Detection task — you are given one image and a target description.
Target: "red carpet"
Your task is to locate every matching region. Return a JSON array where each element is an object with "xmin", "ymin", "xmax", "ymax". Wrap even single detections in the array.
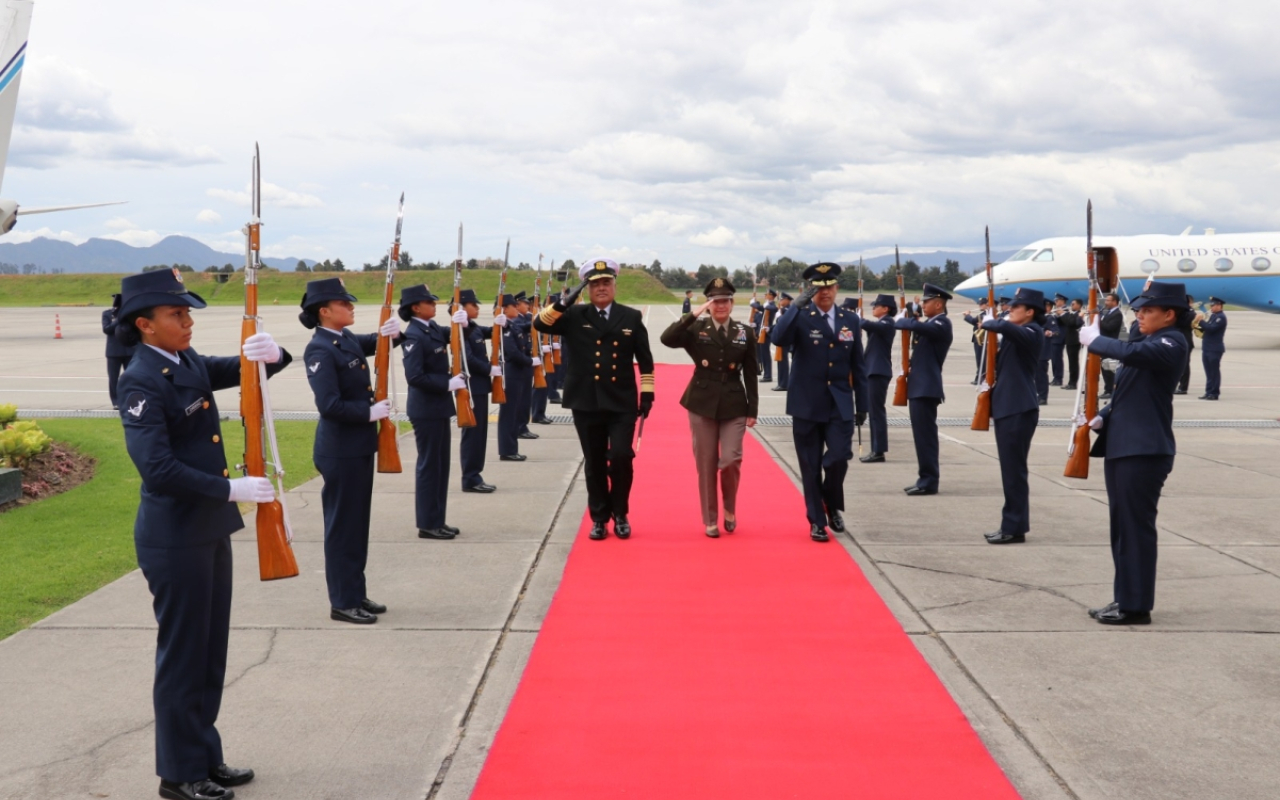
[{"xmin": 471, "ymin": 364, "xmax": 1022, "ymax": 799}]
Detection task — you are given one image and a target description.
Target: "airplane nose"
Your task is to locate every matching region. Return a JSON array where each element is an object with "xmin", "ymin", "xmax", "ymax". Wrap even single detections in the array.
[{"xmin": 953, "ymin": 273, "xmax": 984, "ymax": 299}]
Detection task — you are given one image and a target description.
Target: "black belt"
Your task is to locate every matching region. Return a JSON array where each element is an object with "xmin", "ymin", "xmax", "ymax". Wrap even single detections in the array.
[{"xmin": 694, "ymin": 368, "xmax": 735, "ymax": 383}]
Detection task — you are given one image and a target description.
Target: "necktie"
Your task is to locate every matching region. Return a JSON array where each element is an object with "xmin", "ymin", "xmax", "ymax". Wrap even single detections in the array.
[
  {"xmin": 598, "ymin": 308, "xmax": 608, "ymax": 322},
  {"xmin": 825, "ymin": 312, "xmax": 834, "ymax": 332}
]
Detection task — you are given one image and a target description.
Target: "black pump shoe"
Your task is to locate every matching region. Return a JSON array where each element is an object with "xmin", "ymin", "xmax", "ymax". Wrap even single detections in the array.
[
  {"xmin": 209, "ymin": 764, "xmax": 255, "ymax": 787},
  {"xmin": 159, "ymin": 779, "xmax": 234, "ymax": 800}
]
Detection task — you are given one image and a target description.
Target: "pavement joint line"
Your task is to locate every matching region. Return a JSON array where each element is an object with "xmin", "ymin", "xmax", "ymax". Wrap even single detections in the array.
[
  {"xmin": 749, "ymin": 428, "xmax": 1082, "ymax": 800},
  {"xmin": 424, "ymin": 455, "xmax": 586, "ymax": 800},
  {"xmin": 920, "ymin": 629, "xmax": 1280, "ymax": 636}
]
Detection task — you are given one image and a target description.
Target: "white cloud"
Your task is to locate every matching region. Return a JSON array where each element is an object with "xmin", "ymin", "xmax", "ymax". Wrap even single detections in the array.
[
  {"xmin": 101, "ymin": 229, "xmax": 164, "ymax": 247},
  {"xmin": 630, "ymin": 209, "xmax": 699, "ymax": 235},
  {"xmin": 1, "ymin": 226, "xmax": 86, "ymax": 245},
  {"xmin": 196, "ymin": 209, "xmax": 222, "ymax": 223},
  {"xmin": 103, "ymin": 217, "xmax": 135, "ymax": 230},
  {"xmin": 690, "ymin": 226, "xmax": 750, "ymax": 249},
  {"xmin": 206, "ymin": 182, "xmax": 324, "ymax": 209}
]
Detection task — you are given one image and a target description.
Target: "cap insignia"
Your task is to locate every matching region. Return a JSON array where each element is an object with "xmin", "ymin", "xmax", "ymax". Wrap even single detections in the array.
[
  {"xmin": 714, "ymin": 278, "xmax": 724, "ymax": 288},
  {"xmin": 816, "ymin": 265, "xmax": 831, "ymax": 273},
  {"xmin": 171, "ymin": 268, "xmax": 184, "ymax": 284}
]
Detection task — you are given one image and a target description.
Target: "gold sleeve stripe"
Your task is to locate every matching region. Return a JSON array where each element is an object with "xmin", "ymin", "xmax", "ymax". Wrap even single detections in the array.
[
  {"xmin": 538, "ymin": 307, "xmax": 562, "ymax": 325},
  {"xmin": 640, "ymin": 374, "xmax": 655, "ymax": 392}
]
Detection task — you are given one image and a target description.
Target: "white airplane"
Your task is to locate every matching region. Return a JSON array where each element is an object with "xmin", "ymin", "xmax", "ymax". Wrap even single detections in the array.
[
  {"xmin": 0, "ymin": 0, "xmax": 122, "ymax": 235},
  {"xmin": 953, "ymin": 228, "xmax": 1280, "ymax": 313}
]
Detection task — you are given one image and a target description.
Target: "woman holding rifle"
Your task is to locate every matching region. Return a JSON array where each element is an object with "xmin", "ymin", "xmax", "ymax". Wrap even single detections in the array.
[
  {"xmin": 299, "ymin": 277, "xmax": 401, "ymax": 625},
  {"xmin": 115, "ymin": 269, "xmax": 291, "ymax": 800}
]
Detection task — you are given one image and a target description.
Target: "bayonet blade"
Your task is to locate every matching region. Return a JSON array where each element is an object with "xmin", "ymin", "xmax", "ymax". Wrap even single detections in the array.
[
  {"xmin": 457, "ymin": 223, "xmax": 464, "ymax": 264},
  {"xmin": 393, "ymin": 193, "xmax": 404, "ymax": 246},
  {"xmin": 985, "ymin": 226, "xmax": 991, "ymax": 266}
]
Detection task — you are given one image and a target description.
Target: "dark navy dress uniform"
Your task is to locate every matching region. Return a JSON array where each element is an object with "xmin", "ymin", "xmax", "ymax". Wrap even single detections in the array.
[
  {"xmin": 860, "ymin": 294, "xmax": 897, "ymax": 458},
  {"xmin": 102, "ymin": 297, "xmax": 137, "ymax": 407},
  {"xmin": 895, "ymin": 285, "xmax": 953, "ymax": 494},
  {"xmin": 981, "ymin": 288, "xmax": 1044, "ymax": 541},
  {"xmin": 682, "ymin": 294, "xmax": 692, "ymax": 314},
  {"xmin": 115, "ymin": 271, "xmax": 291, "ymax": 787},
  {"xmin": 458, "ymin": 289, "xmax": 494, "ymax": 488},
  {"xmin": 400, "ymin": 285, "xmax": 456, "ymax": 531},
  {"xmin": 750, "ymin": 294, "xmax": 777, "ymax": 382},
  {"xmin": 769, "ymin": 265, "xmax": 869, "ymax": 534},
  {"xmin": 962, "ymin": 308, "xmax": 985, "ymax": 381},
  {"xmin": 1087, "ymin": 282, "xmax": 1189, "ymax": 619},
  {"xmin": 1037, "ymin": 310, "xmax": 1058, "ymax": 403},
  {"xmin": 774, "ymin": 294, "xmax": 793, "ymax": 389},
  {"xmin": 498, "ymin": 297, "xmax": 533, "ymax": 457},
  {"xmin": 1198, "ymin": 303, "xmax": 1227, "ymax": 399},
  {"xmin": 1049, "ymin": 295, "xmax": 1068, "ymax": 385}
]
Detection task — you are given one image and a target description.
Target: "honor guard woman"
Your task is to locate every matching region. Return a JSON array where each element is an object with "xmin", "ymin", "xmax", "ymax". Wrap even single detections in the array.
[
  {"xmin": 1196, "ymin": 297, "xmax": 1227, "ymax": 400},
  {"xmin": 102, "ymin": 294, "xmax": 136, "ymax": 408},
  {"xmin": 859, "ymin": 293, "xmax": 897, "ymax": 463},
  {"xmin": 534, "ymin": 258, "xmax": 655, "ymax": 540},
  {"xmin": 115, "ymin": 269, "xmax": 291, "ymax": 800},
  {"xmin": 1078, "ymin": 281, "xmax": 1191, "ymax": 625},
  {"xmin": 895, "ymin": 283, "xmax": 954, "ymax": 496},
  {"xmin": 660, "ymin": 277, "xmax": 759, "ymax": 537},
  {"xmin": 459, "ymin": 288, "xmax": 502, "ymax": 491},
  {"xmin": 769, "ymin": 263, "xmax": 869, "ymax": 541},
  {"xmin": 496, "ymin": 293, "xmax": 534, "ymax": 461},
  {"xmin": 980, "ymin": 288, "xmax": 1045, "ymax": 544},
  {"xmin": 300, "ymin": 278, "xmax": 401, "ymax": 625},
  {"xmin": 399, "ymin": 284, "xmax": 468, "ymax": 539},
  {"xmin": 773, "ymin": 292, "xmax": 793, "ymax": 391}
]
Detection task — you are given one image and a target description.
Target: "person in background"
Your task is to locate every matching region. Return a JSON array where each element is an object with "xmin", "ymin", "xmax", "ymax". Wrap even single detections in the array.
[
  {"xmin": 496, "ymin": 294, "xmax": 534, "ymax": 462},
  {"xmin": 459, "ymin": 288, "xmax": 501, "ymax": 491},
  {"xmin": 859, "ymin": 293, "xmax": 897, "ymax": 463},
  {"xmin": 1196, "ymin": 297, "xmax": 1227, "ymax": 400},
  {"xmin": 962, "ymin": 298, "xmax": 989, "ymax": 385},
  {"xmin": 681, "ymin": 289, "xmax": 693, "ymax": 314},
  {"xmin": 102, "ymin": 293, "xmax": 137, "ymax": 409},
  {"xmin": 1060, "ymin": 297, "xmax": 1084, "ymax": 390},
  {"xmin": 1098, "ymin": 292, "xmax": 1123, "ymax": 399},
  {"xmin": 773, "ymin": 292, "xmax": 793, "ymax": 391},
  {"xmin": 1175, "ymin": 294, "xmax": 1195, "ymax": 395}
]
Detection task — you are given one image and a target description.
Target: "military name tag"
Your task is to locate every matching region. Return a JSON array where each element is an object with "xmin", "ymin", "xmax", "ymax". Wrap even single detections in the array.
[
  {"xmin": 809, "ymin": 329, "xmax": 824, "ymax": 339},
  {"xmin": 347, "ymin": 358, "xmax": 360, "ymax": 368},
  {"xmin": 434, "ymin": 346, "xmax": 445, "ymax": 354},
  {"xmin": 622, "ymin": 328, "xmax": 633, "ymax": 336},
  {"xmin": 184, "ymin": 398, "xmax": 205, "ymax": 417}
]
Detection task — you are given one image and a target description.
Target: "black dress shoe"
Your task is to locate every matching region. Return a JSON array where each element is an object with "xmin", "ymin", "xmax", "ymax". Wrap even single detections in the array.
[
  {"xmin": 360, "ymin": 598, "xmax": 386, "ymax": 614},
  {"xmin": 771, "ymin": 385, "xmax": 787, "ymax": 391},
  {"xmin": 904, "ymin": 486, "xmax": 937, "ymax": 496},
  {"xmin": 209, "ymin": 764, "xmax": 255, "ymax": 787},
  {"xmin": 330, "ymin": 607, "xmax": 377, "ymax": 624},
  {"xmin": 1038, "ymin": 399, "xmax": 1047, "ymax": 406},
  {"xmin": 984, "ymin": 531, "xmax": 1025, "ymax": 545},
  {"xmin": 760, "ymin": 377, "xmax": 772, "ymax": 383},
  {"xmin": 613, "ymin": 515, "xmax": 632, "ymax": 539},
  {"xmin": 418, "ymin": 528, "xmax": 456, "ymax": 540},
  {"xmin": 1095, "ymin": 607, "xmax": 1152, "ymax": 625},
  {"xmin": 810, "ymin": 524, "xmax": 829, "ymax": 542},
  {"xmin": 1087, "ymin": 601, "xmax": 1119, "ymax": 619},
  {"xmin": 442, "ymin": 523, "xmax": 460, "ymax": 535},
  {"xmin": 532, "ymin": 416, "xmax": 553, "ymax": 424},
  {"xmin": 499, "ymin": 454, "xmax": 527, "ymax": 461},
  {"xmin": 1198, "ymin": 394, "xmax": 1218, "ymax": 400},
  {"xmin": 159, "ymin": 779, "xmax": 233, "ymax": 800},
  {"xmin": 549, "ymin": 395, "xmax": 562, "ymax": 403},
  {"xmin": 1173, "ymin": 388, "xmax": 1187, "ymax": 395},
  {"xmin": 463, "ymin": 482, "xmax": 496, "ymax": 493},
  {"xmin": 860, "ymin": 452, "xmax": 885, "ymax": 463},
  {"xmin": 1062, "ymin": 383, "xmax": 1077, "ymax": 390},
  {"xmin": 723, "ymin": 517, "xmax": 736, "ymax": 533},
  {"xmin": 1050, "ymin": 380, "xmax": 1062, "ymax": 386},
  {"xmin": 827, "ymin": 510, "xmax": 845, "ymax": 533},
  {"xmin": 589, "ymin": 522, "xmax": 608, "ymax": 540},
  {"xmin": 518, "ymin": 431, "xmax": 540, "ymax": 440}
]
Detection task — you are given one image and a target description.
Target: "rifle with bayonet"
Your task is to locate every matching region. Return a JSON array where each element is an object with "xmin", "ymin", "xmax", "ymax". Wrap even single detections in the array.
[
  {"xmin": 1064, "ymin": 200, "xmax": 1115, "ymax": 479},
  {"xmin": 553, "ymin": 266, "xmax": 568, "ymax": 365},
  {"xmin": 892, "ymin": 247, "xmax": 910, "ymax": 407},
  {"xmin": 970, "ymin": 226, "xmax": 997, "ymax": 431},
  {"xmin": 532, "ymin": 255, "xmax": 548, "ymax": 389},
  {"xmin": 451, "ymin": 224, "xmax": 477, "ymax": 428},
  {"xmin": 239, "ymin": 144, "xmax": 299, "ymax": 581},
  {"xmin": 539, "ymin": 255, "xmax": 555, "ymax": 376},
  {"xmin": 489, "ymin": 240, "xmax": 509, "ymax": 405},
  {"xmin": 857, "ymin": 257, "xmax": 865, "ymax": 314},
  {"xmin": 373, "ymin": 194, "xmax": 405, "ymax": 473}
]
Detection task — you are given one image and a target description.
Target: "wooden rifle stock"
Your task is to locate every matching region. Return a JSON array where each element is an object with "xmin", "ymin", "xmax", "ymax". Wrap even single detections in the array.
[
  {"xmin": 490, "ymin": 251, "xmax": 508, "ymax": 404},
  {"xmin": 757, "ymin": 306, "xmax": 772, "ymax": 344},
  {"xmin": 532, "ymin": 264, "xmax": 549, "ymax": 387},
  {"xmin": 1065, "ymin": 201, "xmax": 1111, "ymax": 479},
  {"xmin": 893, "ymin": 263, "xmax": 909, "ymax": 407},
  {"xmin": 373, "ymin": 198, "xmax": 403, "ymax": 474},
  {"xmin": 451, "ymin": 282, "xmax": 478, "ymax": 428},
  {"xmin": 971, "ymin": 229, "xmax": 997, "ymax": 431}
]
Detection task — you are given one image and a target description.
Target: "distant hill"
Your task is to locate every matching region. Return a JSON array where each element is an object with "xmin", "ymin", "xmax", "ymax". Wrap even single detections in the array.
[
  {"xmin": 846, "ymin": 249, "xmax": 1018, "ymax": 275},
  {"xmin": 0, "ymin": 235, "xmax": 316, "ymax": 273}
]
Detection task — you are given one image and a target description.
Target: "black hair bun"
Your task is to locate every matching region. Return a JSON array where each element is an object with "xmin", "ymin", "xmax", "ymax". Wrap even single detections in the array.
[
  {"xmin": 298, "ymin": 309, "xmax": 319, "ymax": 329},
  {"xmin": 397, "ymin": 305, "xmax": 413, "ymax": 322}
]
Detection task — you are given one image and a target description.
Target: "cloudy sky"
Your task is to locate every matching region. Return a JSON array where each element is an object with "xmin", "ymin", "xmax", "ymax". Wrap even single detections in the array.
[{"xmin": 6, "ymin": 0, "xmax": 1280, "ymax": 269}]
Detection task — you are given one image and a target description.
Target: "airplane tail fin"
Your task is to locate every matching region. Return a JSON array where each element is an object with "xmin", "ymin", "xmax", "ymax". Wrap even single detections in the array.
[{"xmin": 0, "ymin": 1, "xmax": 32, "ymax": 194}]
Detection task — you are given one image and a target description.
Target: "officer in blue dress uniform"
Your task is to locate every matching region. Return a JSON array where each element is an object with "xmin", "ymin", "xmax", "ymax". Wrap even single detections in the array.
[
  {"xmin": 772, "ymin": 292, "xmax": 793, "ymax": 391},
  {"xmin": 962, "ymin": 298, "xmax": 989, "ymax": 384},
  {"xmin": 981, "ymin": 288, "xmax": 1044, "ymax": 544},
  {"xmin": 1036, "ymin": 299, "xmax": 1057, "ymax": 404},
  {"xmin": 769, "ymin": 263, "xmax": 869, "ymax": 541},
  {"xmin": 497, "ymin": 294, "xmax": 534, "ymax": 461},
  {"xmin": 1196, "ymin": 297, "xmax": 1227, "ymax": 400},
  {"xmin": 102, "ymin": 294, "xmax": 137, "ymax": 408},
  {"xmin": 115, "ymin": 269, "xmax": 291, "ymax": 800},
  {"xmin": 533, "ymin": 292, "xmax": 562, "ymax": 417},
  {"xmin": 997, "ymin": 296, "xmax": 1011, "ymax": 319},
  {"xmin": 400, "ymin": 284, "xmax": 468, "ymax": 539},
  {"xmin": 896, "ymin": 283, "xmax": 953, "ymax": 495},
  {"xmin": 299, "ymin": 277, "xmax": 401, "ymax": 625},
  {"xmin": 513, "ymin": 291, "xmax": 541, "ymax": 438},
  {"xmin": 459, "ymin": 288, "xmax": 501, "ymax": 491},
  {"xmin": 1078, "ymin": 281, "xmax": 1190, "ymax": 625},
  {"xmin": 750, "ymin": 289, "xmax": 777, "ymax": 382},
  {"xmin": 681, "ymin": 289, "xmax": 693, "ymax": 314},
  {"xmin": 859, "ymin": 293, "xmax": 897, "ymax": 463},
  {"xmin": 546, "ymin": 291, "xmax": 564, "ymax": 404},
  {"xmin": 1049, "ymin": 293, "xmax": 1068, "ymax": 385}
]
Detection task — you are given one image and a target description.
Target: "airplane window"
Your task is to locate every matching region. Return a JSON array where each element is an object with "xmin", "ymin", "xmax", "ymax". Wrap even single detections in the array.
[
  {"xmin": 1007, "ymin": 249, "xmax": 1036, "ymax": 262},
  {"xmin": 1177, "ymin": 259, "xmax": 1197, "ymax": 273},
  {"xmin": 1032, "ymin": 249, "xmax": 1054, "ymax": 262},
  {"xmin": 1140, "ymin": 259, "xmax": 1160, "ymax": 273},
  {"xmin": 1213, "ymin": 258, "xmax": 1233, "ymax": 272},
  {"xmin": 1252, "ymin": 257, "xmax": 1271, "ymax": 271}
]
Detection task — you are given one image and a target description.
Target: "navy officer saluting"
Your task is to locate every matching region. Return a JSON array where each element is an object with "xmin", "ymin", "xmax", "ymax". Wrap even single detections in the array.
[
  {"xmin": 896, "ymin": 283, "xmax": 954, "ymax": 496},
  {"xmin": 115, "ymin": 268, "xmax": 291, "ymax": 800},
  {"xmin": 769, "ymin": 262, "xmax": 869, "ymax": 541}
]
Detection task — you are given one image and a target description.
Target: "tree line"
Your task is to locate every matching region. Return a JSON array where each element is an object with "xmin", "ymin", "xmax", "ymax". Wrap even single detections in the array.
[{"xmin": 645, "ymin": 256, "xmax": 972, "ymax": 292}]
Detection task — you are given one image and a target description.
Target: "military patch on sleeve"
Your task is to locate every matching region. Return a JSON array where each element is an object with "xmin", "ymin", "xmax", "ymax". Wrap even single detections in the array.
[
  {"xmin": 404, "ymin": 343, "xmax": 415, "ymax": 352},
  {"xmin": 308, "ymin": 361, "xmax": 322, "ymax": 374},
  {"xmin": 123, "ymin": 392, "xmax": 147, "ymax": 419}
]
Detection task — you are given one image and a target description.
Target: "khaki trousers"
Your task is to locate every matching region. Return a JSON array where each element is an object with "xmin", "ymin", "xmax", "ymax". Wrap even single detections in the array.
[{"xmin": 688, "ymin": 411, "xmax": 747, "ymax": 526}]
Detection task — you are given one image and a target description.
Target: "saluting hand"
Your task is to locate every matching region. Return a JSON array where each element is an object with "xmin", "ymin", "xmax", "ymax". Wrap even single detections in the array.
[
  {"xmin": 796, "ymin": 286, "xmax": 819, "ymax": 309},
  {"xmin": 560, "ymin": 281, "xmax": 587, "ymax": 308},
  {"xmin": 692, "ymin": 299, "xmax": 715, "ymax": 317}
]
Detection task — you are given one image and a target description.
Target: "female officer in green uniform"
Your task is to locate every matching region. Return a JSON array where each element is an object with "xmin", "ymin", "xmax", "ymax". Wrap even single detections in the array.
[{"xmin": 660, "ymin": 277, "xmax": 759, "ymax": 537}]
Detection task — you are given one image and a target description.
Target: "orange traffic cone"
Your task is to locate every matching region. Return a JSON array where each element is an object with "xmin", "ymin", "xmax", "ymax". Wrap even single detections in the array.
[{"xmin": 54, "ymin": 314, "xmax": 63, "ymax": 340}]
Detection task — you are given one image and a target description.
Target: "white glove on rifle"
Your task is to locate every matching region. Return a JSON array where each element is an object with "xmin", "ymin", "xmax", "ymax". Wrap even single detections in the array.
[
  {"xmin": 452, "ymin": 309, "xmax": 469, "ymax": 325},
  {"xmin": 241, "ymin": 332, "xmax": 282, "ymax": 363},
  {"xmin": 490, "ymin": 365, "xmax": 503, "ymax": 378},
  {"xmin": 978, "ymin": 381, "xmax": 990, "ymax": 393},
  {"xmin": 228, "ymin": 476, "xmax": 274, "ymax": 503},
  {"xmin": 552, "ymin": 342, "xmax": 561, "ymax": 350},
  {"xmin": 448, "ymin": 374, "xmax": 467, "ymax": 391},
  {"xmin": 532, "ymin": 356, "xmax": 543, "ymax": 367},
  {"xmin": 379, "ymin": 318, "xmax": 401, "ymax": 338},
  {"xmin": 1079, "ymin": 319, "xmax": 1101, "ymax": 347},
  {"xmin": 541, "ymin": 345, "xmax": 552, "ymax": 354},
  {"xmin": 1089, "ymin": 415, "xmax": 1104, "ymax": 431},
  {"xmin": 493, "ymin": 314, "xmax": 509, "ymax": 328},
  {"xmin": 368, "ymin": 399, "xmax": 391, "ymax": 422}
]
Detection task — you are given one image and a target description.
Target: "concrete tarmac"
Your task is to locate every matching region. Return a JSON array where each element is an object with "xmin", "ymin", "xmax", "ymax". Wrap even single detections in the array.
[{"xmin": 1, "ymin": 303, "xmax": 1278, "ymax": 799}]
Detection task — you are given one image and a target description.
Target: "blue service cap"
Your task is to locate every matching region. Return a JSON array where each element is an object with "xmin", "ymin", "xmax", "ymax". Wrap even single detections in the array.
[
  {"xmin": 458, "ymin": 288, "xmax": 480, "ymax": 306},
  {"xmin": 500, "ymin": 293, "xmax": 517, "ymax": 307},
  {"xmin": 872, "ymin": 293, "xmax": 897, "ymax": 314},
  {"xmin": 1130, "ymin": 281, "xmax": 1190, "ymax": 310},
  {"xmin": 840, "ymin": 297, "xmax": 859, "ymax": 309},
  {"xmin": 301, "ymin": 277, "xmax": 358, "ymax": 310},
  {"xmin": 802, "ymin": 262, "xmax": 841, "ymax": 286},
  {"xmin": 921, "ymin": 283, "xmax": 953, "ymax": 301},
  {"xmin": 118, "ymin": 269, "xmax": 207, "ymax": 319},
  {"xmin": 399, "ymin": 284, "xmax": 439, "ymax": 308},
  {"xmin": 1010, "ymin": 287, "xmax": 1045, "ymax": 309}
]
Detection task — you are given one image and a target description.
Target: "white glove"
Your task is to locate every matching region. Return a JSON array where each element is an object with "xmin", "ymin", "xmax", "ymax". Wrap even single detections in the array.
[
  {"xmin": 978, "ymin": 381, "xmax": 990, "ymax": 393},
  {"xmin": 493, "ymin": 314, "xmax": 509, "ymax": 328},
  {"xmin": 490, "ymin": 365, "xmax": 503, "ymax": 378},
  {"xmin": 1089, "ymin": 415, "xmax": 1104, "ymax": 431},
  {"xmin": 1079, "ymin": 319, "xmax": 1100, "ymax": 347},
  {"xmin": 552, "ymin": 342, "xmax": 561, "ymax": 350},
  {"xmin": 241, "ymin": 332, "xmax": 282, "ymax": 363},
  {"xmin": 452, "ymin": 309, "xmax": 469, "ymax": 325},
  {"xmin": 228, "ymin": 476, "xmax": 274, "ymax": 503},
  {"xmin": 541, "ymin": 345, "xmax": 552, "ymax": 354},
  {"xmin": 368, "ymin": 400, "xmax": 391, "ymax": 422},
  {"xmin": 448, "ymin": 374, "xmax": 467, "ymax": 391},
  {"xmin": 380, "ymin": 318, "xmax": 401, "ymax": 338},
  {"xmin": 532, "ymin": 356, "xmax": 543, "ymax": 367}
]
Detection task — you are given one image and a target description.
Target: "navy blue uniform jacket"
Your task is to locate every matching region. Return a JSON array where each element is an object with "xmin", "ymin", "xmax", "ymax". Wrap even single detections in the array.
[
  {"xmin": 102, "ymin": 309, "xmax": 137, "ymax": 358},
  {"xmin": 769, "ymin": 303, "xmax": 869, "ymax": 422},
  {"xmin": 861, "ymin": 315, "xmax": 896, "ymax": 379},
  {"xmin": 983, "ymin": 320, "xmax": 1041, "ymax": 419},
  {"xmin": 1040, "ymin": 315, "xmax": 1059, "ymax": 359},
  {"xmin": 464, "ymin": 321, "xmax": 493, "ymax": 394},
  {"xmin": 895, "ymin": 314, "xmax": 953, "ymax": 401},
  {"xmin": 304, "ymin": 328, "xmax": 388, "ymax": 458},
  {"xmin": 119, "ymin": 345, "xmax": 292, "ymax": 547},
  {"xmin": 1089, "ymin": 327, "xmax": 1186, "ymax": 458},
  {"xmin": 402, "ymin": 318, "xmax": 456, "ymax": 421},
  {"xmin": 1199, "ymin": 312, "xmax": 1227, "ymax": 354}
]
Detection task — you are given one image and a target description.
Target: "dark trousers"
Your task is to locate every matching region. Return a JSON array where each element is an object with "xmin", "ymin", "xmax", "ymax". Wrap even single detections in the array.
[
  {"xmin": 791, "ymin": 416, "xmax": 853, "ymax": 526},
  {"xmin": 1104, "ymin": 455, "xmax": 1174, "ymax": 611},
  {"xmin": 412, "ymin": 417, "xmax": 450, "ymax": 529},
  {"xmin": 520, "ymin": 372, "xmax": 535, "ymax": 434},
  {"xmin": 314, "ymin": 452, "xmax": 374, "ymax": 609},
  {"xmin": 460, "ymin": 391, "xmax": 489, "ymax": 488},
  {"xmin": 1202, "ymin": 350, "xmax": 1223, "ymax": 397},
  {"xmin": 1102, "ymin": 365, "xmax": 1116, "ymax": 394},
  {"xmin": 1050, "ymin": 344, "xmax": 1064, "ymax": 384},
  {"xmin": 776, "ymin": 348, "xmax": 790, "ymax": 389},
  {"xmin": 908, "ymin": 397, "xmax": 941, "ymax": 491},
  {"xmin": 1178, "ymin": 347, "xmax": 1193, "ymax": 392},
  {"xmin": 972, "ymin": 342, "xmax": 983, "ymax": 380},
  {"xmin": 107, "ymin": 355, "xmax": 131, "ymax": 406},
  {"xmin": 1036, "ymin": 360, "xmax": 1050, "ymax": 402},
  {"xmin": 868, "ymin": 374, "xmax": 890, "ymax": 454},
  {"xmin": 994, "ymin": 409, "xmax": 1038, "ymax": 535},
  {"xmin": 548, "ymin": 352, "xmax": 563, "ymax": 400},
  {"xmin": 572, "ymin": 409, "xmax": 637, "ymax": 523},
  {"xmin": 1066, "ymin": 342, "xmax": 1080, "ymax": 386},
  {"xmin": 756, "ymin": 341, "xmax": 772, "ymax": 380},
  {"xmin": 498, "ymin": 370, "xmax": 529, "ymax": 456},
  {"xmin": 532, "ymin": 384, "xmax": 549, "ymax": 420},
  {"xmin": 136, "ymin": 536, "xmax": 231, "ymax": 782}
]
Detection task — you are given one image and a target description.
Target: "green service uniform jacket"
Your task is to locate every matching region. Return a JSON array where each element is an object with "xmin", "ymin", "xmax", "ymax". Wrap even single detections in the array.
[
  {"xmin": 533, "ymin": 301, "xmax": 655, "ymax": 412},
  {"xmin": 660, "ymin": 314, "xmax": 759, "ymax": 420}
]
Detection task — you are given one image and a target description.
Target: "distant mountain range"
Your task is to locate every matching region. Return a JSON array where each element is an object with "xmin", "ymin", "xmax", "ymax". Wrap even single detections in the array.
[
  {"xmin": 0, "ymin": 235, "xmax": 317, "ymax": 273},
  {"xmin": 843, "ymin": 249, "xmax": 1018, "ymax": 275}
]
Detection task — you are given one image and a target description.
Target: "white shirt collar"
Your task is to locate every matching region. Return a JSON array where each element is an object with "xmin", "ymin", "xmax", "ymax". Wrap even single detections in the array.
[
  {"xmin": 145, "ymin": 344, "xmax": 181, "ymax": 364},
  {"xmin": 320, "ymin": 325, "xmax": 345, "ymax": 335},
  {"xmin": 593, "ymin": 302, "xmax": 613, "ymax": 318},
  {"xmin": 412, "ymin": 316, "xmax": 433, "ymax": 328}
]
